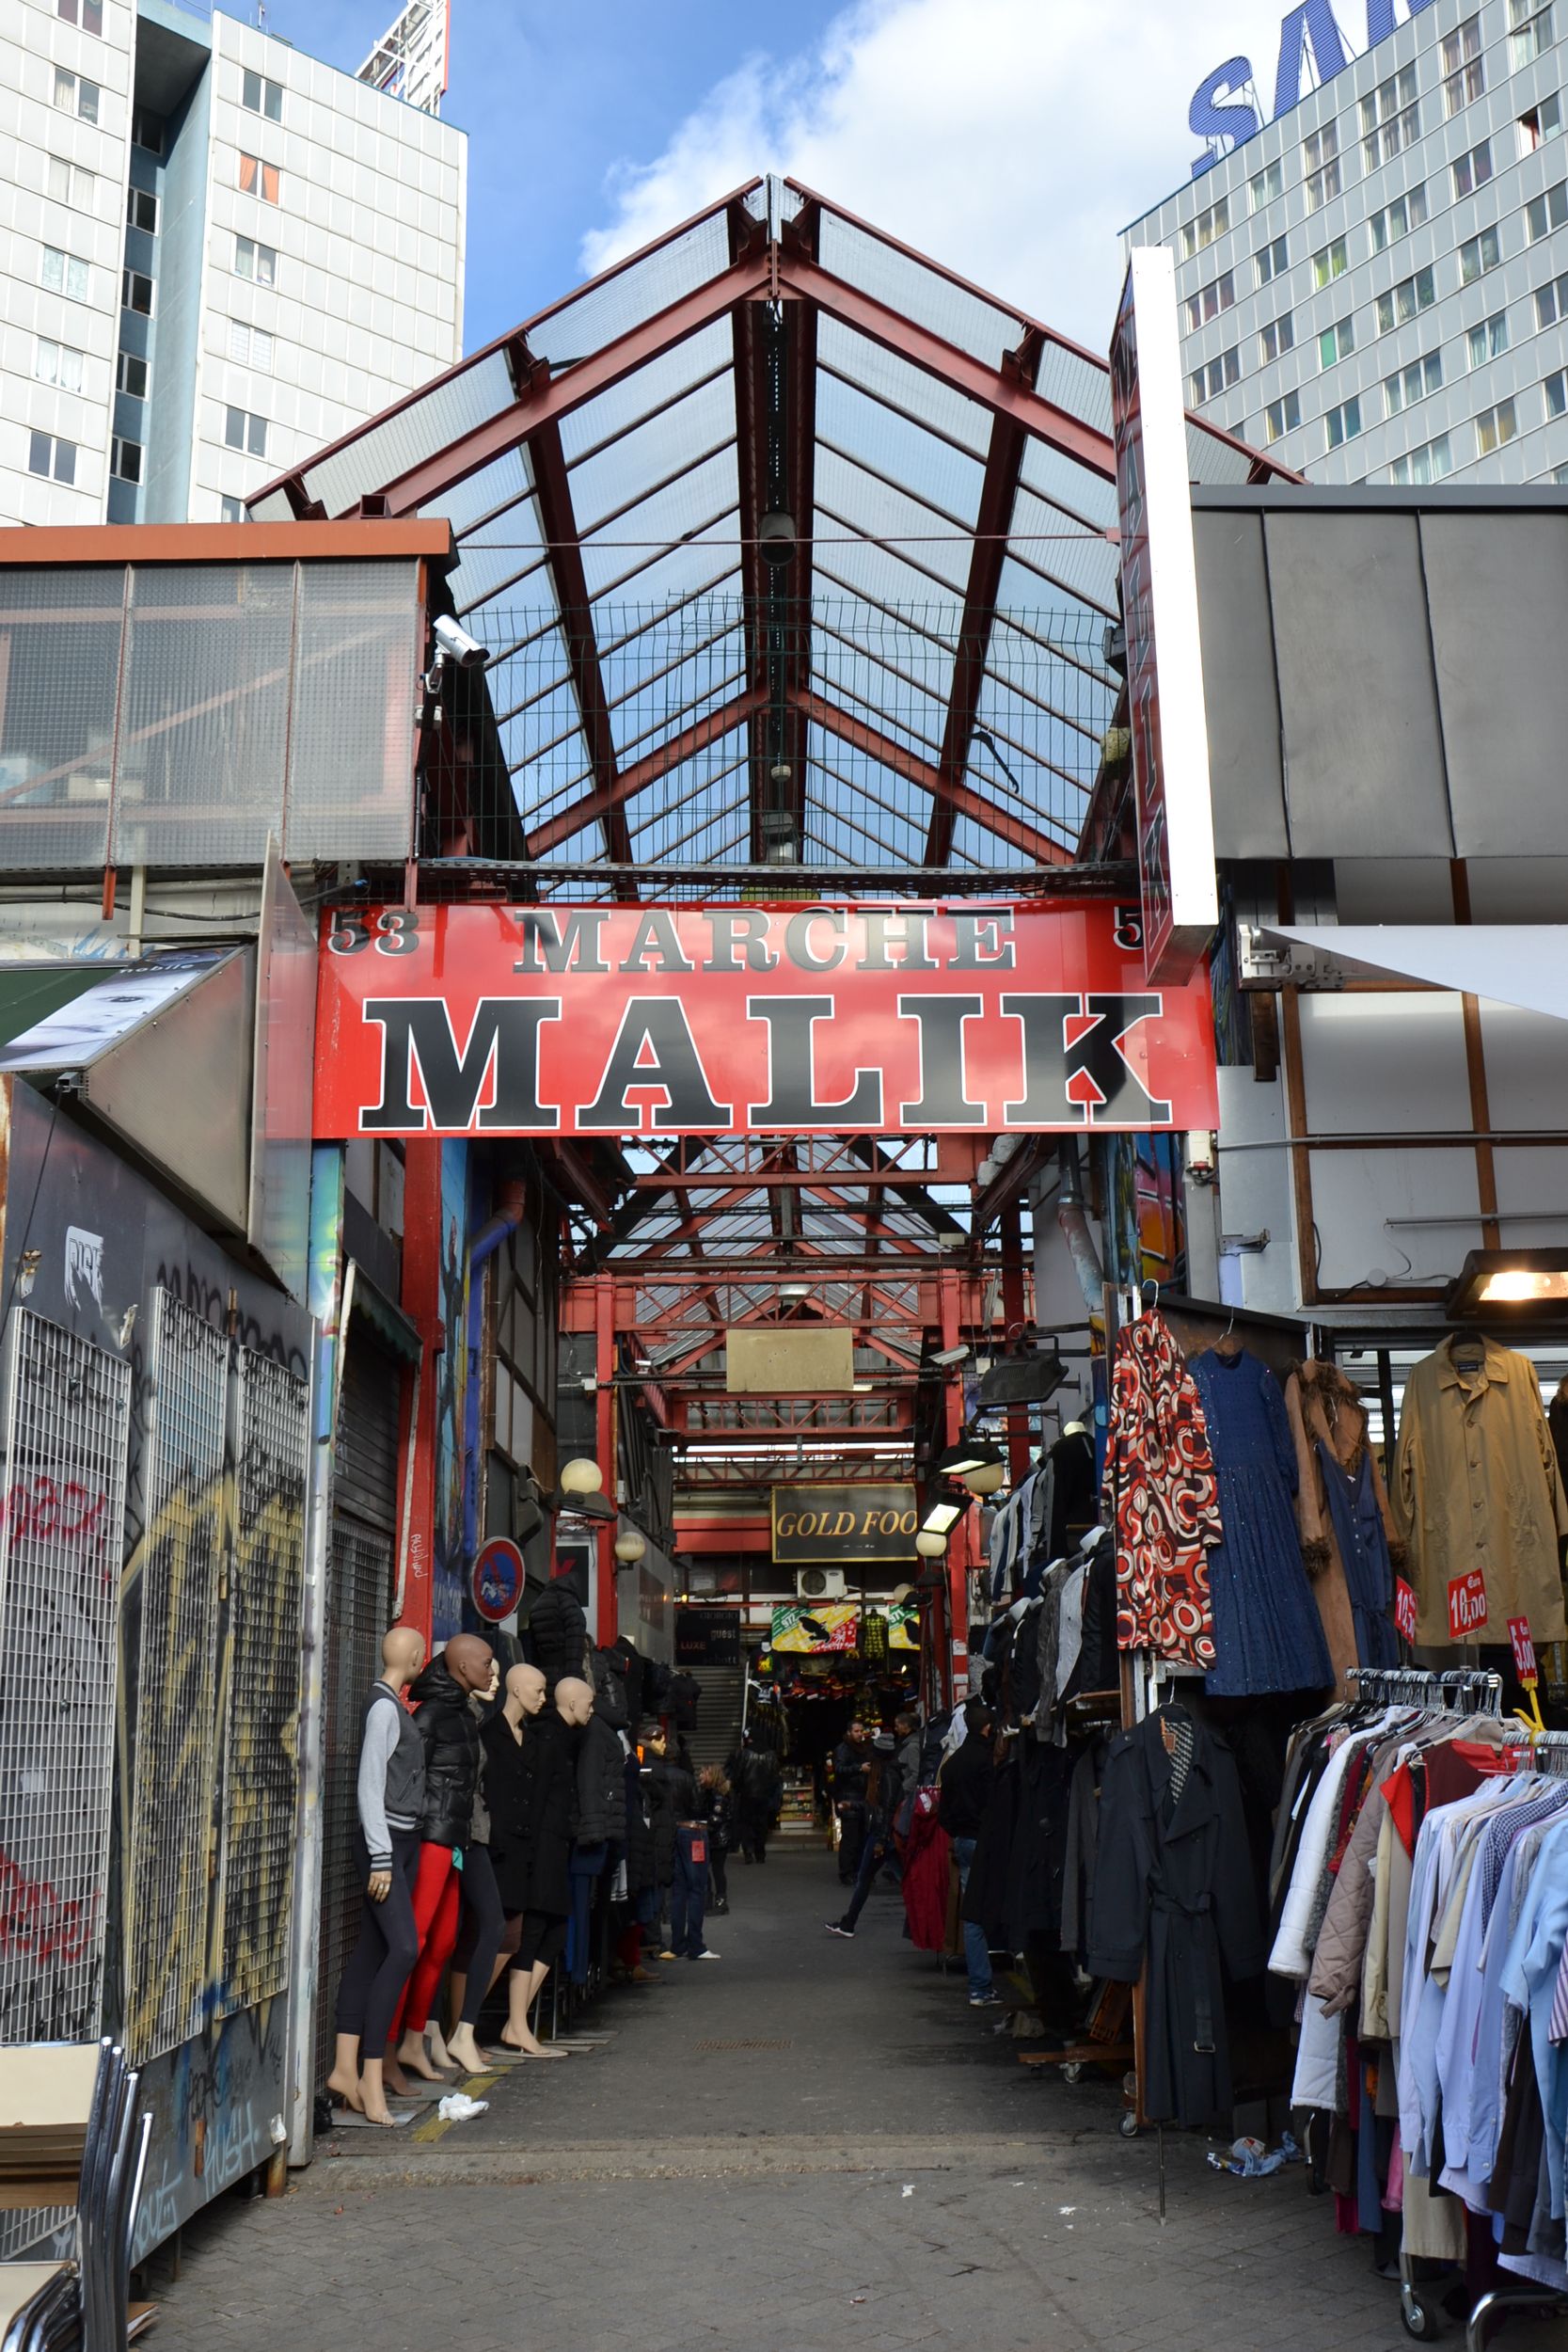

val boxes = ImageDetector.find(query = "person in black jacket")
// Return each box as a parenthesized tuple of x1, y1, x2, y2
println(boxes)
(832, 1721, 873, 1883)
(698, 1765, 734, 1914)
(644, 1730, 716, 1962)
(937, 1704, 1000, 2006)
(389, 1633, 498, 2085)
(825, 1713, 916, 1941)
(725, 1732, 783, 1864)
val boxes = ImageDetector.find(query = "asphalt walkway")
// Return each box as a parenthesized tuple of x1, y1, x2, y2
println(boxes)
(148, 1844, 1406, 2351)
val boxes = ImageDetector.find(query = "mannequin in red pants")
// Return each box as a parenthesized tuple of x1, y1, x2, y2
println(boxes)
(386, 1632, 499, 2089)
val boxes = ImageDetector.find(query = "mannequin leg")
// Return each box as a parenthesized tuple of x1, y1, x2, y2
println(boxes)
(394, 1858, 461, 2080)
(326, 2032, 364, 2114)
(448, 1846, 504, 2074)
(501, 1916, 568, 2056)
(328, 1828, 420, 2116)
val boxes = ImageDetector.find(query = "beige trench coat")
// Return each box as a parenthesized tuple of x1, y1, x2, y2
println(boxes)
(1390, 1334, 1568, 1645)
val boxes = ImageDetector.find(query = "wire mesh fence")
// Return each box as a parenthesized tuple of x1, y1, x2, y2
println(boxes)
(438, 595, 1117, 887)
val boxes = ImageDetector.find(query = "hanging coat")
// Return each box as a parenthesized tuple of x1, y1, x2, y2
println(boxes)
(1087, 1707, 1265, 2129)
(901, 1790, 953, 1953)
(1103, 1311, 1223, 1671)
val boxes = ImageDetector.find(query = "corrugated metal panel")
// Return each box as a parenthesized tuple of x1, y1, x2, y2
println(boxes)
(336, 1326, 402, 1535)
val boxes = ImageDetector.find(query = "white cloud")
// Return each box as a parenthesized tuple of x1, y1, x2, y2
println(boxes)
(581, 0, 1320, 348)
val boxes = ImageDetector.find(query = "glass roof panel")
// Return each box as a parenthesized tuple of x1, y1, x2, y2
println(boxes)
(607, 624, 750, 764)
(589, 544, 738, 619)
(806, 727, 929, 866)
(441, 446, 533, 537)
(813, 374, 985, 525)
(303, 347, 515, 518)
(809, 638, 946, 762)
(1017, 438, 1117, 531)
(993, 558, 1114, 675)
(580, 451, 738, 599)
(816, 317, 990, 455)
(1187, 419, 1256, 485)
(971, 672, 1097, 829)
(557, 321, 734, 463)
(568, 372, 737, 533)
(528, 211, 731, 368)
(810, 601, 957, 713)
(985, 615, 1107, 744)
(816, 208, 1025, 369)
(1035, 338, 1114, 437)
(947, 809, 1031, 867)
(813, 447, 974, 595)
(812, 535, 962, 629)
(1005, 488, 1118, 613)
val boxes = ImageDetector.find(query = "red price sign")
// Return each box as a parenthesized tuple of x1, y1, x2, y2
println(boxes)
(1394, 1579, 1418, 1645)
(1448, 1568, 1489, 1641)
(1508, 1614, 1539, 1687)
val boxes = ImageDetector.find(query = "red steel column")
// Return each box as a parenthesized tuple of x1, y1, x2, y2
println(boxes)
(398, 1136, 442, 1648)
(594, 1273, 618, 1644)
(940, 1270, 973, 1704)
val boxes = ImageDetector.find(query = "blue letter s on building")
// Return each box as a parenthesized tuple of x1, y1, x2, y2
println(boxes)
(1189, 57, 1259, 176)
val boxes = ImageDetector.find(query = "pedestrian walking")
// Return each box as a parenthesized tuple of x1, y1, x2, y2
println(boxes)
(937, 1702, 1001, 2006)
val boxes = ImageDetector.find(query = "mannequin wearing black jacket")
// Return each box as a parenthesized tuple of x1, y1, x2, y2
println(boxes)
(502, 1675, 592, 2057)
(528, 1560, 591, 1692)
(388, 1634, 497, 2086)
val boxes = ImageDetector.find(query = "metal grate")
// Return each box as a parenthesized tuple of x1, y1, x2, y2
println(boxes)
(123, 1292, 230, 2066)
(214, 1349, 310, 2019)
(312, 1515, 393, 2090)
(693, 2039, 793, 2051)
(0, 1311, 131, 2044)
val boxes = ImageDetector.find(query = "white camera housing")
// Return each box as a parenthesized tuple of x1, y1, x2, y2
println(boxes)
(431, 612, 491, 670)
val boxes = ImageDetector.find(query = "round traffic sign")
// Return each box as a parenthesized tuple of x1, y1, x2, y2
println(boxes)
(471, 1535, 526, 1624)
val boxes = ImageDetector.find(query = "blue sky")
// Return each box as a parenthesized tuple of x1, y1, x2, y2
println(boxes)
(277, 0, 1330, 357)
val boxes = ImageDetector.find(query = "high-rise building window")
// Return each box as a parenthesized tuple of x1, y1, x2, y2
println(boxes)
(117, 350, 149, 398)
(1441, 16, 1484, 116)
(1325, 395, 1365, 449)
(1547, 369, 1568, 416)
(1460, 228, 1502, 280)
(1319, 313, 1356, 366)
(1248, 159, 1283, 212)
(1452, 139, 1495, 199)
(1264, 389, 1301, 441)
(234, 234, 277, 286)
(110, 437, 143, 484)
(56, 0, 103, 31)
(1384, 352, 1443, 412)
(121, 268, 154, 315)
(1184, 270, 1235, 330)
(1255, 233, 1290, 288)
(132, 107, 164, 155)
(1527, 183, 1568, 241)
(1312, 235, 1350, 287)
(220, 495, 245, 523)
(41, 246, 90, 301)
(1361, 65, 1419, 171)
(1466, 311, 1511, 367)
(1519, 94, 1563, 152)
(126, 187, 159, 234)
(1259, 312, 1295, 363)
(35, 336, 85, 392)
(53, 69, 100, 124)
(1375, 267, 1436, 330)
(47, 156, 97, 210)
(1305, 123, 1342, 211)
(1188, 346, 1242, 405)
(1370, 186, 1429, 250)
(1536, 270, 1568, 326)
(1181, 195, 1229, 258)
(27, 431, 77, 485)
(225, 405, 269, 457)
(239, 153, 281, 204)
(1510, 0, 1555, 72)
(1390, 434, 1453, 485)
(229, 320, 275, 370)
(242, 69, 284, 120)
(1476, 396, 1520, 454)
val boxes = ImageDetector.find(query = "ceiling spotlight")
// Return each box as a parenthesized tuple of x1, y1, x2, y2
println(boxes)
(922, 1498, 966, 1537)
(757, 507, 796, 565)
(1447, 1248, 1568, 1318)
(934, 1437, 1004, 1481)
(770, 759, 793, 784)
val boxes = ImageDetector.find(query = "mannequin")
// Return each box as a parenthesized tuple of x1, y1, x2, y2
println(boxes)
(325, 1627, 426, 2126)
(448, 1663, 546, 2040)
(388, 1632, 499, 2087)
(501, 1674, 592, 2057)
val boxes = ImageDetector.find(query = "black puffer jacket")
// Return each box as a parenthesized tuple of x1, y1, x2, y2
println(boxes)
(577, 1700, 627, 1845)
(519, 1706, 579, 1915)
(408, 1654, 482, 1849)
(593, 1648, 631, 1734)
(644, 1753, 697, 1887)
(624, 1749, 656, 1894)
(529, 1573, 589, 1690)
(665, 1670, 702, 1731)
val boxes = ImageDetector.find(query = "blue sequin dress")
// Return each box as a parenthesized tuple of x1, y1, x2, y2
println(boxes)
(1189, 1349, 1335, 1696)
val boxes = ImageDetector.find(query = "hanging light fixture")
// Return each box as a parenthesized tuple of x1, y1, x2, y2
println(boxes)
(933, 1437, 1005, 1482)
(922, 1496, 967, 1537)
(559, 1456, 604, 1496)
(614, 1529, 647, 1565)
(914, 1528, 948, 1559)
(1447, 1248, 1568, 1319)
(964, 1458, 1007, 1499)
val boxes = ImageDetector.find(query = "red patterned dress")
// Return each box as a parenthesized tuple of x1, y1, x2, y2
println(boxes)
(1104, 1311, 1222, 1668)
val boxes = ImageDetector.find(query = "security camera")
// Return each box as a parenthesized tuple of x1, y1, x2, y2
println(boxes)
(431, 613, 491, 670)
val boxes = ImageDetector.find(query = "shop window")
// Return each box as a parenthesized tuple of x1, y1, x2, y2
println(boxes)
(1476, 396, 1520, 453)
(27, 430, 77, 485)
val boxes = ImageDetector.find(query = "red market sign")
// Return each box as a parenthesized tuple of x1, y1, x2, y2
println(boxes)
(313, 901, 1218, 1139)
(1508, 1614, 1539, 1687)
(1448, 1568, 1489, 1641)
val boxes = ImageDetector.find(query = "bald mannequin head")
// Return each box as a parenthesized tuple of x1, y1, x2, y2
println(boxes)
(554, 1675, 594, 1728)
(446, 1633, 499, 1699)
(503, 1661, 546, 1726)
(381, 1626, 424, 1692)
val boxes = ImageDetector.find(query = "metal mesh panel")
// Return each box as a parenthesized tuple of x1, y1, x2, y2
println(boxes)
(112, 564, 293, 866)
(0, 1311, 131, 2042)
(312, 1517, 392, 2090)
(283, 560, 418, 861)
(0, 567, 121, 870)
(124, 1293, 229, 2066)
(214, 1350, 309, 2020)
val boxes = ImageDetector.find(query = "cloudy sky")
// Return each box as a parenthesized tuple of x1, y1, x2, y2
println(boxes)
(297, 0, 1371, 351)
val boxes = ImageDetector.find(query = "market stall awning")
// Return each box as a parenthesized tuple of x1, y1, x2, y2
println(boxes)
(1265, 924, 1568, 1021)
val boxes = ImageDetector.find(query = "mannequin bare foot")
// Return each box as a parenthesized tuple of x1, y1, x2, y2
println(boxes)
(424, 2019, 453, 2072)
(358, 2058, 396, 2127)
(325, 2064, 365, 2113)
(395, 2028, 451, 2082)
(446, 2023, 491, 2074)
(499, 2026, 567, 2058)
(382, 2056, 412, 2096)
(326, 2033, 365, 2112)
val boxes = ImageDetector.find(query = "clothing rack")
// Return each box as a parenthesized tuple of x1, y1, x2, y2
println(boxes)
(1343, 1665, 1504, 1716)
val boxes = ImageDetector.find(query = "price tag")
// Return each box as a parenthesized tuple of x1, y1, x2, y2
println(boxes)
(1447, 1568, 1489, 1640)
(1394, 1579, 1418, 1645)
(1508, 1614, 1539, 1687)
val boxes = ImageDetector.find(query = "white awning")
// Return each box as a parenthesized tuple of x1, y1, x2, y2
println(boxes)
(1267, 925, 1568, 1021)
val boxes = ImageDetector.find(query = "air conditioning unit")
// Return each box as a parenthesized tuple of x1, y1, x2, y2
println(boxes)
(796, 1566, 847, 1600)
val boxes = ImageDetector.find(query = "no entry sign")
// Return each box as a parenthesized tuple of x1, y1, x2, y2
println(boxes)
(313, 901, 1218, 1139)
